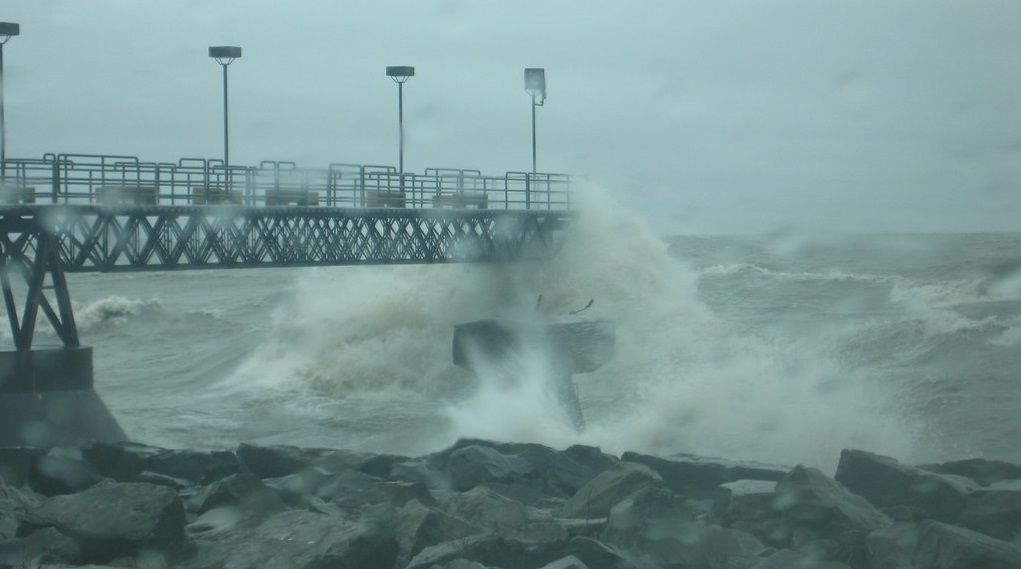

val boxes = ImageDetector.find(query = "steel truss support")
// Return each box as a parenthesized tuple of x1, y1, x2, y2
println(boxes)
(0, 227, 79, 351)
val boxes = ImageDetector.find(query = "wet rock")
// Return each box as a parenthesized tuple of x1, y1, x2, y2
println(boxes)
(714, 479, 778, 524)
(913, 520, 1021, 569)
(601, 486, 694, 546)
(774, 465, 891, 539)
(431, 560, 492, 569)
(922, 458, 1021, 487)
(405, 534, 564, 569)
(28, 479, 185, 556)
(144, 449, 240, 486)
(235, 443, 333, 478)
(446, 444, 534, 492)
(81, 441, 163, 482)
(565, 536, 657, 569)
(0, 477, 39, 539)
(539, 555, 590, 569)
(0, 526, 82, 566)
(750, 548, 851, 569)
(395, 500, 482, 566)
(265, 467, 380, 506)
(184, 509, 398, 569)
(867, 522, 919, 569)
(0, 446, 42, 487)
(959, 479, 1021, 540)
(835, 449, 979, 522)
(191, 472, 285, 515)
(622, 451, 786, 498)
(562, 462, 663, 519)
(336, 479, 437, 511)
(444, 485, 529, 538)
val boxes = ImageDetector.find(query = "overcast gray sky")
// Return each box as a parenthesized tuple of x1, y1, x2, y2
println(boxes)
(2, 0, 1019, 233)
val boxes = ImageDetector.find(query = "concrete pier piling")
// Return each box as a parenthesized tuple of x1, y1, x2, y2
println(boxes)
(0, 347, 126, 447)
(452, 318, 615, 430)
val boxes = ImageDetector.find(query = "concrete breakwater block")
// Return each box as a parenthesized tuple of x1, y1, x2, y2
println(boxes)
(0, 347, 126, 447)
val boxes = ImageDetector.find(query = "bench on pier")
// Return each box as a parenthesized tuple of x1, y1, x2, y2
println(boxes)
(0, 185, 36, 204)
(364, 191, 406, 208)
(191, 186, 242, 205)
(96, 186, 159, 205)
(432, 192, 488, 209)
(265, 190, 319, 206)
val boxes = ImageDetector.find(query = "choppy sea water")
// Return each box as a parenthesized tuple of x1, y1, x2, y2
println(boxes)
(19, 203, 1021, 471)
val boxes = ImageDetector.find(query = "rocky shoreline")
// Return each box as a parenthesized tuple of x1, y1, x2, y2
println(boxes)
(1, 440, 1020, 568)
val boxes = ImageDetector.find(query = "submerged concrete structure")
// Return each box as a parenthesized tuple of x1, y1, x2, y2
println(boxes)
(452, 318, 615, 429)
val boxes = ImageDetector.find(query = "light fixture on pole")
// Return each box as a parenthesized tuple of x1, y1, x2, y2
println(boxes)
(386, 65, 414, 186)
(208, 46, 242, 172)
(524, 68, 546, 174)
(0, 22, 20, 177)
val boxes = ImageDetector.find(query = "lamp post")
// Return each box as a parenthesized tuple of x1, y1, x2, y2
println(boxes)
(0, 22, 20, 177)
(386, 66, 414, 187)
(524, 68, 546, 174)
(208, 46, 241, 171)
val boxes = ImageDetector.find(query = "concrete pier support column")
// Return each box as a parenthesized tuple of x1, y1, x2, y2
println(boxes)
(0, 346, 126, 447)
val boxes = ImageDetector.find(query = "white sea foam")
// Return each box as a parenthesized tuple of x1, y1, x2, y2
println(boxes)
(227, 184, 925, 469)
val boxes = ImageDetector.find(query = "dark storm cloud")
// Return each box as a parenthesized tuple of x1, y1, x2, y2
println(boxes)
(2, 0, 1019, 233)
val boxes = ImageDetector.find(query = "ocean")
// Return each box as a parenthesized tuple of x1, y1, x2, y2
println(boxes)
(28, 199, 1021, 471)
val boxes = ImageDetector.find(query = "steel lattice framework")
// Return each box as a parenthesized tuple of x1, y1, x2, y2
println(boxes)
(0, 205, 569, 350)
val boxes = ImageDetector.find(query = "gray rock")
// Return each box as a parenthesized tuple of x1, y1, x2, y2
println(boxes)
(0, 477, 39, 540)
(183, 509, 398, 569)
(335, 479, 437, 511)
(235, 443, 333, 478)
(914, 520, 1021, 569)
(565, 536, 657, 569)
(539, 555, 590, 569)
(432, 560, 492, 569)
(922, 458, 1021, 487)
(959, 479, 1021, 540)
(446, 444, 534, 492)
(601, 486, 695, 548)
(715, 479, 778, 524)
(0, 527, 82, 567)
(395, 500, 481, 566)
(143, 449, 240, 486)
(562, 462, 663, 519)
(405, 534, 564, 569)
(0, 447, 42, 487)
(28, 479, 185, 552)
(444, 485, 529, 538)
(191, 472, 285, 515)
(835, 449, 980, 522)
(265, 467, 380, 506)
(34, 447, 103, 495)
(774, 465, 891, 538)
(751, 548, 851, 569)
(622, 451, 787, 498)
(867, 522, 919, 569)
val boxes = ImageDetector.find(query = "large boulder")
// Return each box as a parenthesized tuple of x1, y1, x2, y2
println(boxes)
(1, 477, 39, 540)
(443, 485, 529, 538)
(395, 500, 482, 566)
(921, 458, 1021, 487)
(601, 486, 695, 547)
(335, 479, 437, 511)
(714, 480, 778, 524)
(913, 520, 1021, 569)
(190, 472, 285, 515)
(958, 479, 1021, 540)
(27, 480, 185, 560)
(835, 449, 979, 521)
(562, 462, 663, 519)
(750, 548, 851, 569)
(0, 447, 44, 487)
(83, 442, 240, 487)
(235, 443, 334, 478)
(867, 522, 919, 569)
(445, 444, 535, 492)
(405, 534, 565, 569)
(565, 536, 658, 569)
(184, 508, 398, 569)
(539, 555, 590, 569)
(774, 465, 891, 538)
(621, 451, 786, 498)
(0, 527, 83, 567)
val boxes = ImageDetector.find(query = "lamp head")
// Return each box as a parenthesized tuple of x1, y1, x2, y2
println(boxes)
(209, 46, 242, 65)
(525, 68, 546, 101)
(386, 65, 415, 83)
(0, 22, 20, 44)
